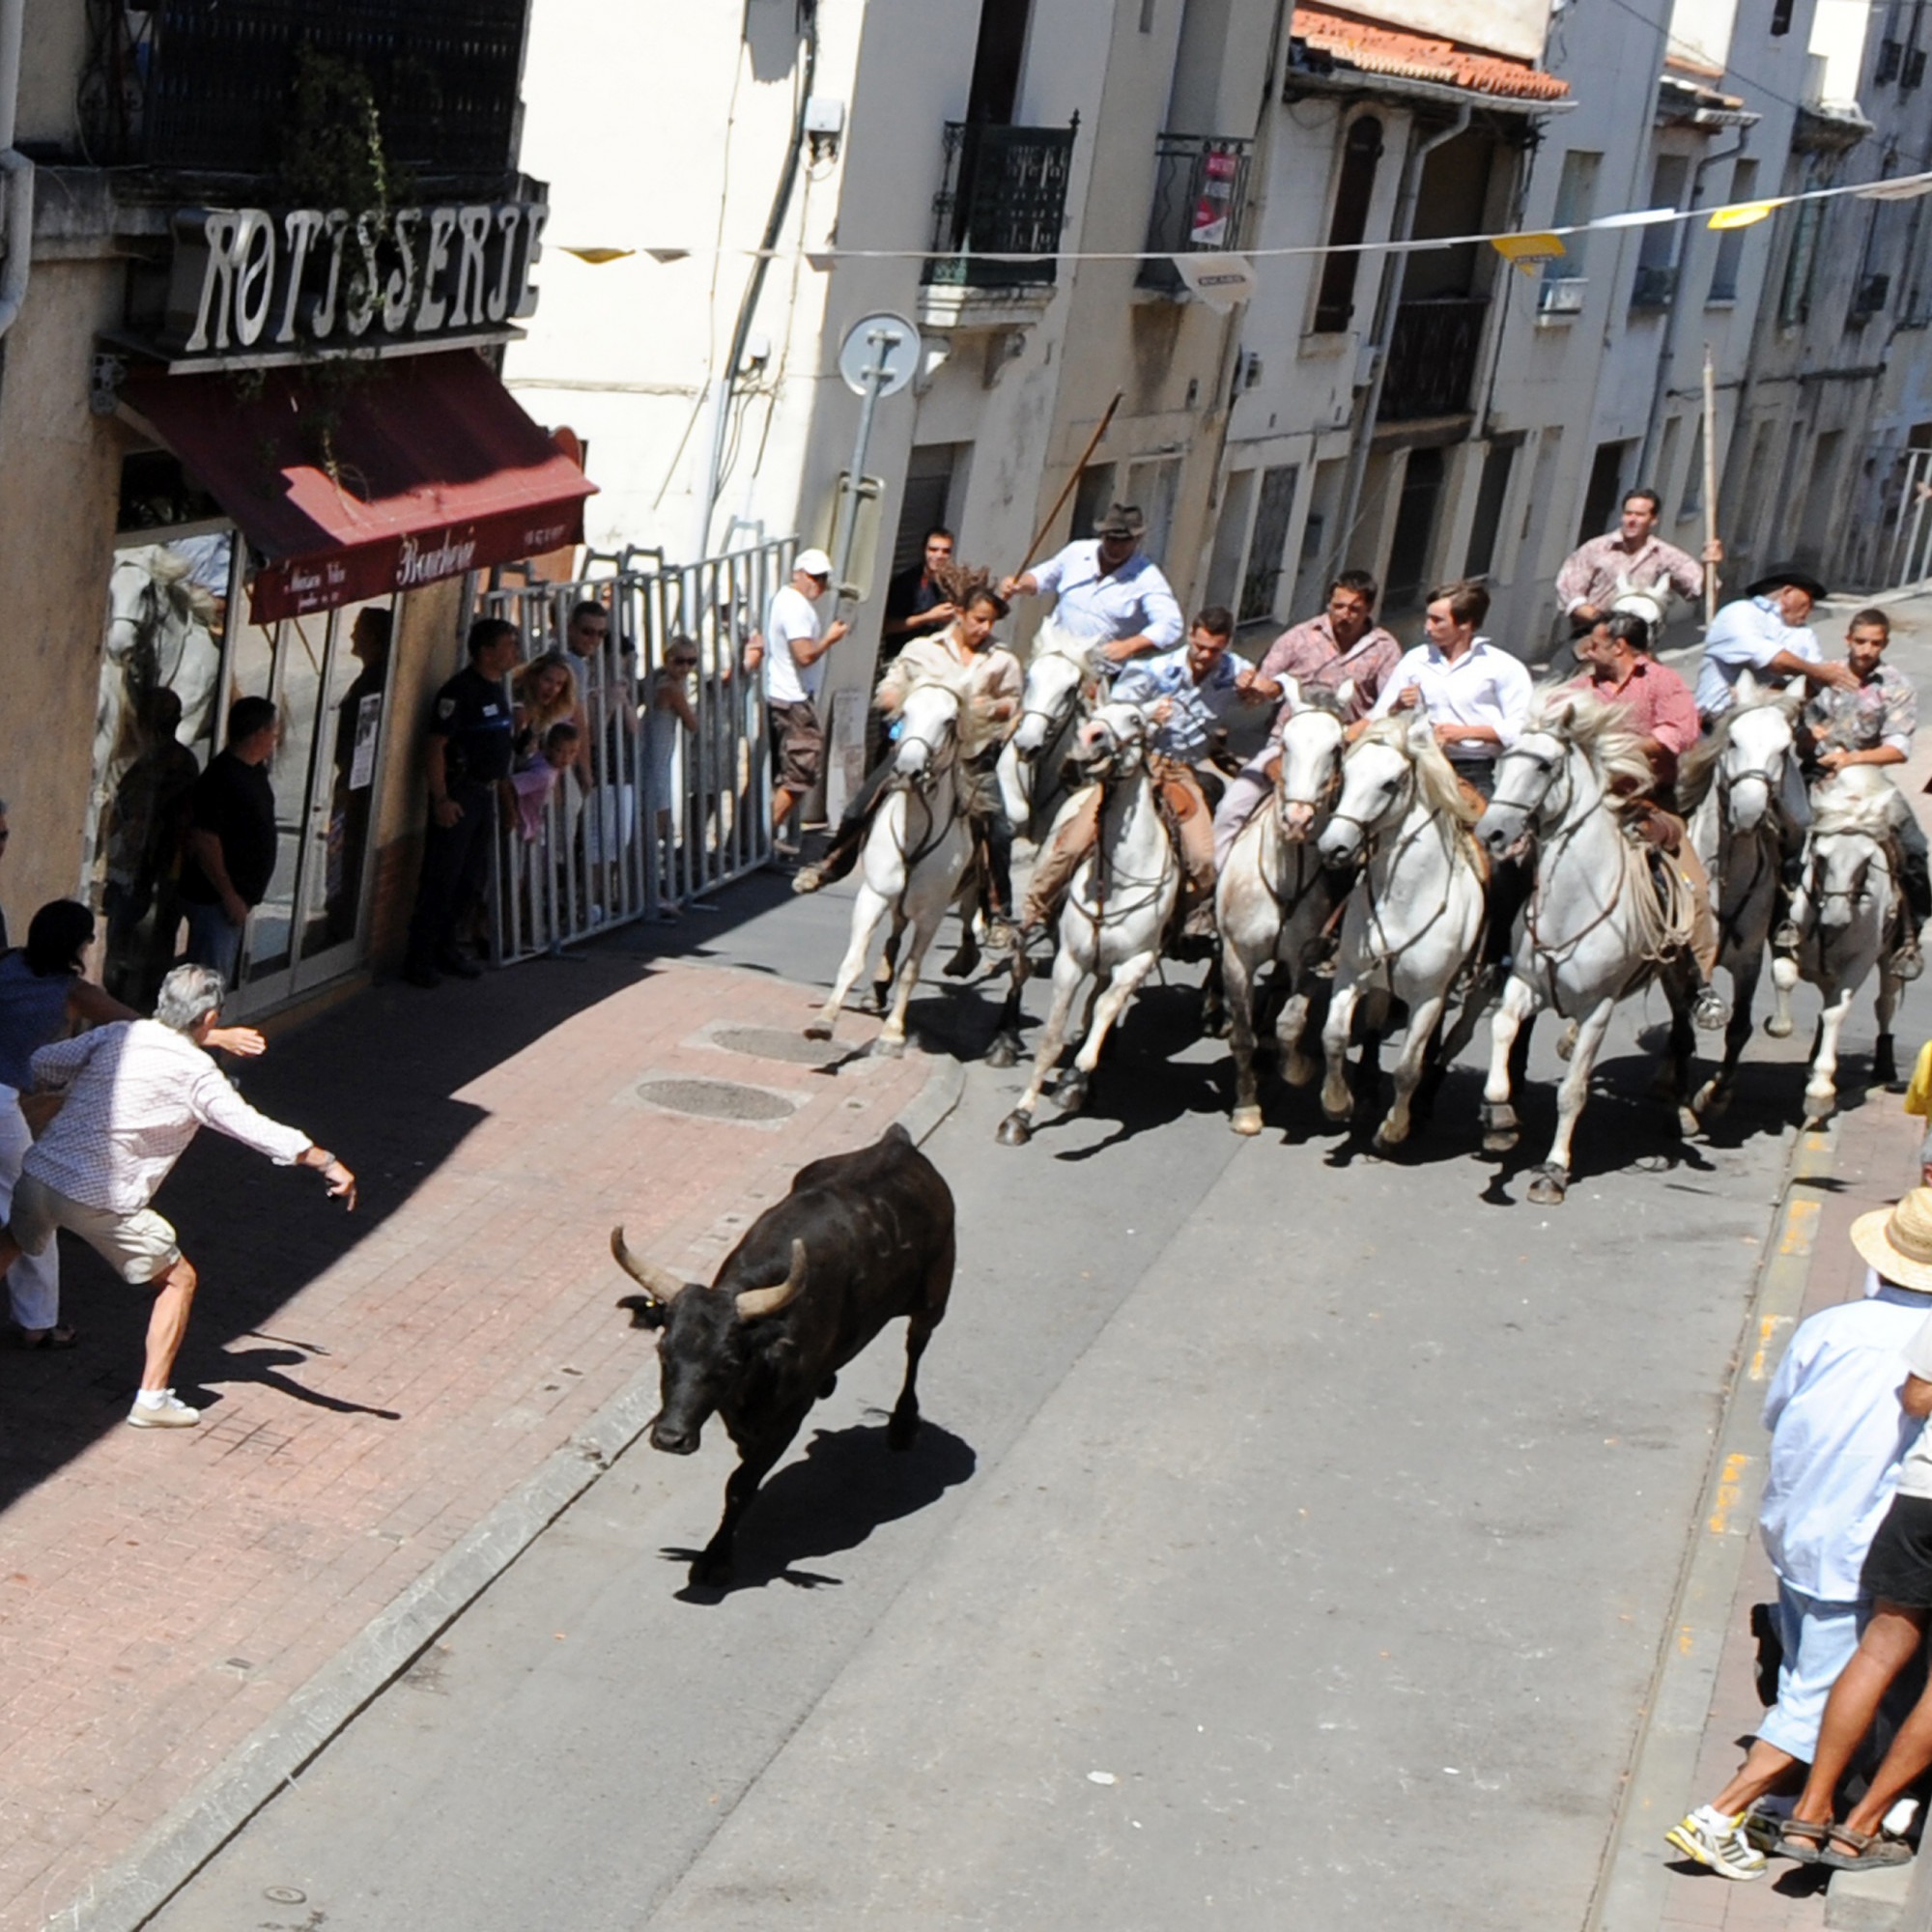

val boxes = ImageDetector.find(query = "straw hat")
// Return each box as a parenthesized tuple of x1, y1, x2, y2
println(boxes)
(1850, 1189, 1932, 1293)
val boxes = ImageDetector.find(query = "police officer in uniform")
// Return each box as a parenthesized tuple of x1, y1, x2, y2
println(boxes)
(404, 617, 520, 988)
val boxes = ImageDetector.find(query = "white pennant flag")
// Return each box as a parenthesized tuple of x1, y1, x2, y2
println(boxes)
(1174, 252, 1258, 311)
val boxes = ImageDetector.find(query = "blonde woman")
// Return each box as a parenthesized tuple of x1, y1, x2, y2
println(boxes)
(512, 651, 582, 765)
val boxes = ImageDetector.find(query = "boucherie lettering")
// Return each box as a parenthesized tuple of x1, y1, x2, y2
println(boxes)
(162, 200, 549, 359)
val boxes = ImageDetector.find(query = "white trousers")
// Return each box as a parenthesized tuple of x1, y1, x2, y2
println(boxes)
(0, 1086, 59, 1330)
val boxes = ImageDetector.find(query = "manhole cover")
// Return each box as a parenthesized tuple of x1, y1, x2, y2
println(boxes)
(713, 1026, 844, 1066)
(637, 1077, 798, 1122)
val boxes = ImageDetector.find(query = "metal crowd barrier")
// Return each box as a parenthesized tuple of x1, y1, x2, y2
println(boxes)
(480, 538, 793, 965)
(1847, 444, 1932, 595)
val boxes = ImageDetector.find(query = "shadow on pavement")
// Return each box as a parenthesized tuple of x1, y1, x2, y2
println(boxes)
(664, 1418, 978, 1600)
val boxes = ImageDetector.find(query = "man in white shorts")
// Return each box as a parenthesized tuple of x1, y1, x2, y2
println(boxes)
(0, 963, 356, 1429)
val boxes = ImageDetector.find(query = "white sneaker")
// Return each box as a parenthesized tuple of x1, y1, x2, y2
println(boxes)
(1665, 1809, 1766, 1881)
(128, 1390, 200, 1429)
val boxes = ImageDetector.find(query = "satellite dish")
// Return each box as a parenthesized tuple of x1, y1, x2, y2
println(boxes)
(838, 312, 922, 398)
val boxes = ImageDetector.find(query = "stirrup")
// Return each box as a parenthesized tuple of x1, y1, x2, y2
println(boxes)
(1692, 985, 1727, 1031)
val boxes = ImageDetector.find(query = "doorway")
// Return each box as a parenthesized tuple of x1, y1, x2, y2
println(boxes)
(1383, 447, 1445, 613)
(967, 0, 1033, 125)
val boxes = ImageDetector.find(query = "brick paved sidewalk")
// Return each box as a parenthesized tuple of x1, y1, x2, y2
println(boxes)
(0, 950, 935, 1930)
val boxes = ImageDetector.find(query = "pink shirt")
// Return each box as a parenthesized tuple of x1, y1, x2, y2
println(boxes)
(1564, 657, 1701, 757)
(1255, 614, 1403, 731)
(1555, 531, 1704, 616)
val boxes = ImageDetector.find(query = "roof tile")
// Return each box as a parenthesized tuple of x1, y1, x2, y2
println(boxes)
(1292, 5, 1571, 102)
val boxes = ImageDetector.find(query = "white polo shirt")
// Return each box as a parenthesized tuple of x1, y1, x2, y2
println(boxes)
(763, 585, 825, 706)
(1367, 636, 1534, 764)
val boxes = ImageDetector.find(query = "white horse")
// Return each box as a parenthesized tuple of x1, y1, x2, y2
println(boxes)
(1683, 678, 1806, 1118)
(808, 677, 995, 1057)
(997, 701, 1179, 1146)
(1216, 685, 1350, 1135)
(998, 617, 1099, 838)
(1315, 707, 1488, 1151)
(1474, 693, 1702, 1206)
(1770, 767, 1909, 1124)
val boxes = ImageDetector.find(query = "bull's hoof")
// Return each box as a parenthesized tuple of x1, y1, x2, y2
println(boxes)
(943, 940, 980, 980)
(984, 1035, 1019, 1069)
(1057, 1070, 1090, 1115)
(1526, 1164, 1569, 1206)
(1231, 1104, 1264, 1137)
(996, 1111, 1034, 1147)
(1764, 1012, 1795, 1039)
(871, 1035, 906, 1060)
(803, 1017, 835, 1041)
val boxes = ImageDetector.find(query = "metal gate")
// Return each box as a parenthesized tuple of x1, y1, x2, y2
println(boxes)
(481, 538, 793, 964)
(1844, 444, 1932, 593)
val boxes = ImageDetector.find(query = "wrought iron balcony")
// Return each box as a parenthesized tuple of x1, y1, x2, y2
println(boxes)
(1137, 134, 1254, 294)
(1631, 263, 1679, 310)
(1378, 297, 1486, 422)
(923, 119, 1078, 291)
(80, 0, 525, 183)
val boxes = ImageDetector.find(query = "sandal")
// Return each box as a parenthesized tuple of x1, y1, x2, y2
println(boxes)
(1776, 1817, 1833, 1863)
(8, 1325, 77, 1351)
(1819, 1825, 1914, 1872)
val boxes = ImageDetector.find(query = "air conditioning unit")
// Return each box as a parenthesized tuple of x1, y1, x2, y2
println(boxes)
(1631, 264, 1678, 310)
(1537, 277, 1587, 316)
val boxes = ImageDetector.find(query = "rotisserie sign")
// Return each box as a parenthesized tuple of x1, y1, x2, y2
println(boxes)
(158, 200, 549, 362)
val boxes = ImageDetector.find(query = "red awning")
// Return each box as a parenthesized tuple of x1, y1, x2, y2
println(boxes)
(120, 351, 596, 623)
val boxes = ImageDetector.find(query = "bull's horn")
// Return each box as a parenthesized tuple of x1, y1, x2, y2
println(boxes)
(610, 1227, 688, 1306)
(735, 1238, 808, 1322)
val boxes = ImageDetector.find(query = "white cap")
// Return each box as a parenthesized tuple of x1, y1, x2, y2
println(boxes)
(794, 548, 834, 578)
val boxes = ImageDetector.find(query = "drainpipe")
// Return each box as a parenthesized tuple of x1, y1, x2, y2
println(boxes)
(1326, 101, 1471, 584)
(1634, 134, 1746, 481)
(0, 0, 32, 340)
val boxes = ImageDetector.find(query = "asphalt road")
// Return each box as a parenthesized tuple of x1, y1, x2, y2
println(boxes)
(151, 871, 1910, 1931)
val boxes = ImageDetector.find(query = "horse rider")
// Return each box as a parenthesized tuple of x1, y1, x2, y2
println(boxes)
(1565, 611, 1725, 1027)
(1694, 565, 1861, 952)
(1799, 605, 1929, 978)
(1554, 485, 1717, 666)
(1001, 500, 1184, 669)
(1212, 569, 1404, 868)
(1362, 579, 1535, 966)
(791, 578, 1021, 919)
(1016, 609, 1244, 952)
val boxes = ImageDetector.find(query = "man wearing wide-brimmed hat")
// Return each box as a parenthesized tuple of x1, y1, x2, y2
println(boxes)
(1667, 1190, 1932, 1881)
(1002, 503, 1183, 668)
(1694, 565, 1859, 724)
(1763, 1191, 1932, 1876)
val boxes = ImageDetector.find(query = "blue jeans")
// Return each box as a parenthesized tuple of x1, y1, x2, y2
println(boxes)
(183, 899, 244, 985)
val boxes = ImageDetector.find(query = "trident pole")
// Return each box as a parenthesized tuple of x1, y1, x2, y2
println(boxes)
(831, 322, 902, 611)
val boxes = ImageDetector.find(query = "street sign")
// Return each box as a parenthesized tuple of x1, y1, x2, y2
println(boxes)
(838, 312, 921, 398)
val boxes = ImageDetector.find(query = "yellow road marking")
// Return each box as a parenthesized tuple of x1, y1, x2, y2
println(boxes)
(1778, 1198, 1821, 1258)
(1749, 1313, 1795, 1382)
(1708, 1451, 1752, 1535)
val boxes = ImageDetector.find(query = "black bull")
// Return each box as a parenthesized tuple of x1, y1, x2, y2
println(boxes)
(611, 1125, 956, 1586)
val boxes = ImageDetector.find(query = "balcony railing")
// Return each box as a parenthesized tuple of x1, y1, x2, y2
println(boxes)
(923, 119, 1078, 291)
(1378, 298, 1487, 421)
(1631, 263, 1679, 310)
(81, 0, 525, 182)
(1137, 133, 1254, 294)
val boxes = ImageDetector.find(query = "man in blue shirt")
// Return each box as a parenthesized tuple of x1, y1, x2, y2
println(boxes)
(1019, 608, 1240, 946)
(1003, 502, 1183, 666)
(1695, 567, 1857, 723)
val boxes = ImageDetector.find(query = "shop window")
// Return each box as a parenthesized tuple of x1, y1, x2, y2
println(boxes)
(1313, 118, 1384, 333)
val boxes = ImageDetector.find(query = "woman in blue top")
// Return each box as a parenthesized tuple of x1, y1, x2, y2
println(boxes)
(0, 900, 262, 1347)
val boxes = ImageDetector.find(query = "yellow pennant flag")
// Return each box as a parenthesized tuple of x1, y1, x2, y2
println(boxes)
(1708, 202, 1775, 230)
(1491, 232, 1565, 277)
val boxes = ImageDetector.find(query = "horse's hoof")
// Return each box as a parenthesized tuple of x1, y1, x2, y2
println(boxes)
(995, 1112, 1034, 1147)
(1875, 1038, 1899, 1087)
(1677, 1104, 1702, 1140)
(1057, 1072, 1090, 1115)
(984, 1037, 1018, 1070)
(1803, 1094, 1836, 1129)
(1320, 1081, 1351, 1121)
(1554, 1020, 1579, 1063)
(1526, 1165, 1569, 1206)
(1693, 1080, 1730, 1121)
(1481, 1129, 1519, 1155)
(1764, 1014, 1794, 1039)
(1231, 1106, 1263, 1137)
(1374, 1118, 1409, 1151)
(871, 1035, 905, 1060)
(803, 1019, 835, 1041)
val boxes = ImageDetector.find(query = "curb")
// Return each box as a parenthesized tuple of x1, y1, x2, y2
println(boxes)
(1586, 1121, 1837, 1932)
(46, 1047, 967, 1932)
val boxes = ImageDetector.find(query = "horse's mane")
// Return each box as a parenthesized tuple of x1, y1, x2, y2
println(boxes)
(1526, 688, 1656, 797)
(1287, 685, 1349, 721)
(1677, 685, 1797, 814)
(901, 665, 1009, 760)
(1030, 615, 1101, 670)
(1352, 714, 1483, 827)
(1812, 766, 1902, 838)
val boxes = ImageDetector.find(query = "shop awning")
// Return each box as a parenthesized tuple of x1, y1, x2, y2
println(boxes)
(119, 350, 596, 623)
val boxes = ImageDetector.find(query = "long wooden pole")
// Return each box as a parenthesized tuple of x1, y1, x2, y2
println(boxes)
(1013, 390, 1123, 579)
(1701, 343, 1720, 628)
